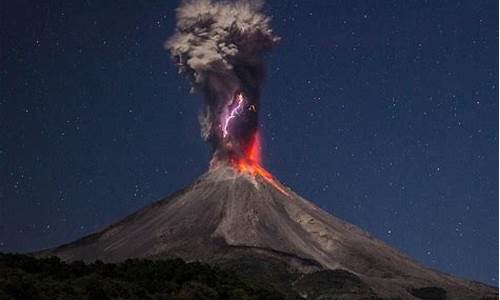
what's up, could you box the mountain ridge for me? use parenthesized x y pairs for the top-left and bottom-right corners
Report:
(38, 164), (498, 299)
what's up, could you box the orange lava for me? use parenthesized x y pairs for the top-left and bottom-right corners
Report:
(232, 132), (289, 196)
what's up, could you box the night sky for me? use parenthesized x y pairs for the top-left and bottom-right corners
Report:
(1, 0), (498, 286)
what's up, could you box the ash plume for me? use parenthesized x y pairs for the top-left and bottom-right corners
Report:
(166, 0), (279, 160)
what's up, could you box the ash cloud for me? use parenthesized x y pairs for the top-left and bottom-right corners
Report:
(166, 0), (279, 157)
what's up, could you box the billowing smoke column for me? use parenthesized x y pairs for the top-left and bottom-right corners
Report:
(166, 0), (279, 164)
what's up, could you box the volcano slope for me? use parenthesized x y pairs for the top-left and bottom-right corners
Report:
(41, 164), (497, 299)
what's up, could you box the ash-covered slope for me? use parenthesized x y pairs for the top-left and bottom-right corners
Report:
(43, 165), (496, 299)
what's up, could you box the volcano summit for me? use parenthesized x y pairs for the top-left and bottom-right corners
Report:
(44, 160), (496, 299)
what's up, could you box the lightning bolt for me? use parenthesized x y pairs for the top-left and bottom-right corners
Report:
(222, 93), (245, 138)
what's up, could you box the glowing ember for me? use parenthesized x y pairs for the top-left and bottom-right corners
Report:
(247, 131), (262, 163)
(232, 132), (289, 196)
(222, 93), (245, 138)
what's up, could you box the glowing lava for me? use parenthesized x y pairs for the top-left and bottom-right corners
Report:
(232, 132), (289, 196)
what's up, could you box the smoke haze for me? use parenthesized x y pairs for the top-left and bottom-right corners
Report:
(166, 0), (279, 159)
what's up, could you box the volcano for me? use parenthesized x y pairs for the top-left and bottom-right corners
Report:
(41, 160), (496, 299)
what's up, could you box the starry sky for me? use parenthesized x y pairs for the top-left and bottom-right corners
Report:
(1, 0), (498, 286)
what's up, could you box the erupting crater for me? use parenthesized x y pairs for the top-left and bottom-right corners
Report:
(217, 91), (289, 195)
(230, 132), (289, 196)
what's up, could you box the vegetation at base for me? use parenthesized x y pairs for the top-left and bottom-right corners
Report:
(0, 253), (295, 300)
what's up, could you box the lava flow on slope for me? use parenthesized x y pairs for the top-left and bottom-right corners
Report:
(230, 131), (289, 196)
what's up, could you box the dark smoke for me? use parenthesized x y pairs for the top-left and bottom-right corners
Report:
(166, 0), (279, 159)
